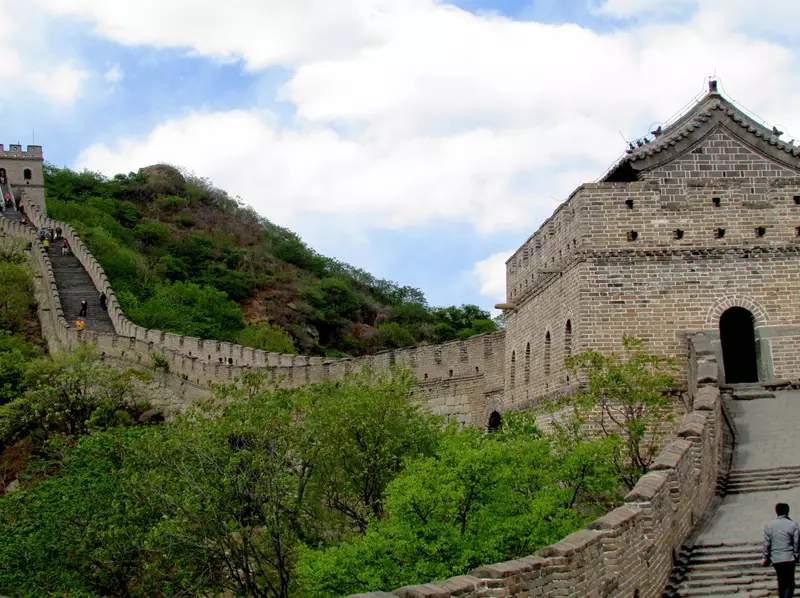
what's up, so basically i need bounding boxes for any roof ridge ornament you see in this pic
[708,79,719,94]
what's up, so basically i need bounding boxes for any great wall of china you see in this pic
[5,80,800,595]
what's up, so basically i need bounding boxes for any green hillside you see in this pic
[44,165,497,356]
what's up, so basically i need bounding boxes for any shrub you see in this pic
[237,321,297,354]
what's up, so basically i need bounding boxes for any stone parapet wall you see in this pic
[350,334,729,598]
[5,204,506,425]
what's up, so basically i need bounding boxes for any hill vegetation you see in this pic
[0,369,624,598]
[44,165,498,356]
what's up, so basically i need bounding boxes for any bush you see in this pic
[127,281,244,340]
[237,321,298,354]
[0,262,35,334]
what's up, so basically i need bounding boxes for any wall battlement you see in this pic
[0,145,43,158]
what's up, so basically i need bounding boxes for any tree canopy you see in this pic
[44,165,499,356]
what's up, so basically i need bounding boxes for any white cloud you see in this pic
[35,0,426,69]
[591,0,697,18]
[473,251,513,301]
[104,64,124,84]
[0,2,88,104]
[69,0,800,242]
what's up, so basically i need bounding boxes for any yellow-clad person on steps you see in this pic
[75,319,85,332]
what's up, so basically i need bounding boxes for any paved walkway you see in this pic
[695,390,800,544]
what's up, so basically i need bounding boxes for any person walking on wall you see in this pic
[763,502,800,598]
[99,292,107,311]
[43,237,49,252]
[75,319,85,332]
[79,298,88,318]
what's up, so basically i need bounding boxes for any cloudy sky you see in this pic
[6,0,800,311]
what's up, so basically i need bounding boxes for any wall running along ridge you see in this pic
[1,179,505,425]
[348,334,731,598]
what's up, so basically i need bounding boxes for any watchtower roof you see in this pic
[604,82,800,181]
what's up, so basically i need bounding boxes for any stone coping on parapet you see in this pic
[349,335,727,598]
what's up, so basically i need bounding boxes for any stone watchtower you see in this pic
[0,144,45,210]
[500,80,800,410]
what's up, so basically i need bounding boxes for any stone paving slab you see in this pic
[728,391,800,471]
[696,391,800,546]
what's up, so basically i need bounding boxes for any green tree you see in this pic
[563,335,679,489]
[303,368,441,532]
[297,416,622,598]
[0,262,35,334]
[0,428,155,597]
[0,347,148,450]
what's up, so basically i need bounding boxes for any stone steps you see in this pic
[663,542,778,597]
[1,210,116,334]
[664,465,800,595]
[47,239,115,333]
[723,466,800,495]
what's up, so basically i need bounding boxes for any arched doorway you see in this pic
[487,411,502,432]
[719,307,758,383]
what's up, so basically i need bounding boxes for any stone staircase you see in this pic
[47,238,115,333]
[664,464,800,597]
[723,466,800,496]
[664,543,771,597]
[0,209,115,334]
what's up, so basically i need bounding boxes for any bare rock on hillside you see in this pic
[139,164,186,195]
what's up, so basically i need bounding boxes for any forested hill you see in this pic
[44,164,497,356]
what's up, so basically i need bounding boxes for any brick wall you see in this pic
[504,129,800,389]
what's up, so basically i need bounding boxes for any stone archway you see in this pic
[487,411,502,432]
[719,307,758,384]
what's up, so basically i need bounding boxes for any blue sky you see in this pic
[7,0,800,311]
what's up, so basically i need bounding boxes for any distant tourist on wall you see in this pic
[38,229,45,242]
[99,292,107,311]
[17,200,23,215]
[763,502,799,598]
[43,237,49,252]
[75,319,85,332]
[55,226,61,240]
[79,298,88,318]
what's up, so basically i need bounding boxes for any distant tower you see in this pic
[0,144,44,209]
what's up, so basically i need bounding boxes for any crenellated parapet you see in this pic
[0,144,43,158]
[8,199,505,426]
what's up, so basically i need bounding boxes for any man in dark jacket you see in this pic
[763,503,800,597]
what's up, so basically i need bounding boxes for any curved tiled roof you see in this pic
[604,91,800,181]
